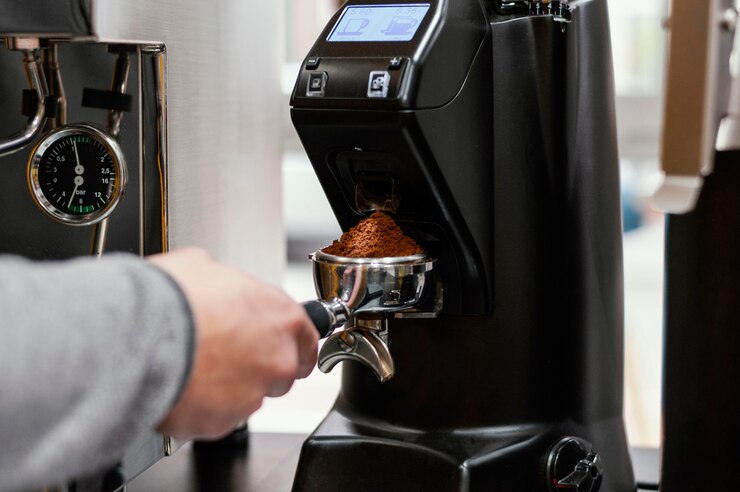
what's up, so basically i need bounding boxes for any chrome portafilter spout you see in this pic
[302,251,438,383]
[317,317,395,382]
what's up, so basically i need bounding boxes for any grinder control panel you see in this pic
[292,0,487,110]
[303,57,410,100]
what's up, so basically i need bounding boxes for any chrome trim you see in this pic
[313,250,429,265]
[319,328,395,383]
[310,252,437,382]
[321,298,350,331]
[162,435,172,457]
[0,45,48,157]
[140,44,168,255]
[310,251,436,315]
[27,123,128,226]
[90,217,110,258]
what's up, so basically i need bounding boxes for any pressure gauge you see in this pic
[28,124,127,226]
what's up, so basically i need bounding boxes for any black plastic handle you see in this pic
[302,300,333,339]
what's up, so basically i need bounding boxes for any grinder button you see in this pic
[367,71,391,98]
[389,57,404,70]
[305,57,321,70]
[307,72,328,97]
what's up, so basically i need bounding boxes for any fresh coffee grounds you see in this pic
[322,211,423,258]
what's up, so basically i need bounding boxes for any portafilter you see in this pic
[302,251,438,381]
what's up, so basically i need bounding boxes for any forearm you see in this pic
[0,254,194,490]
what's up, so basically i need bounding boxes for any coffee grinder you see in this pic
[292,1,634,490]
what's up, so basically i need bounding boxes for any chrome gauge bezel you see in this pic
[27,124,128,226]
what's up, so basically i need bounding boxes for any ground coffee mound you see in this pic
[322,211,423,258]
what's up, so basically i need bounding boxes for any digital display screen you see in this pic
[328,4,431,43]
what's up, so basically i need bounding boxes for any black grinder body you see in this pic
[290,1,634,490]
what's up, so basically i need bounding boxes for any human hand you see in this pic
[149,248,318,439]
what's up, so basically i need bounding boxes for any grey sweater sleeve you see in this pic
[0,254,195,491]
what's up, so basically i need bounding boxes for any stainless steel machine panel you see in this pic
[0,0,284,487]
[94,0,285,275]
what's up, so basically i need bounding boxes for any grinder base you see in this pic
[292,397,633,492]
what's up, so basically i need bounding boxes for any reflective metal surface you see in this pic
[27,124,128,226]
[319,328,395,383]
[311,251,436,315]
[0,0,284,486]
[0,43,47,157]
[94,0,285,275]
[310,251,437,382]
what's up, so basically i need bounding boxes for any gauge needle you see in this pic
[73,140,81,168]
[68,182,79,209]
[68,176,84,209]
[70,141,84,209]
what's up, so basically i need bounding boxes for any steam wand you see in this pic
[0,38,48,157]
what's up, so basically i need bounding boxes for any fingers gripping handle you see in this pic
[302,299,349,339]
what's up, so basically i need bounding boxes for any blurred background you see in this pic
[250,0,669,450]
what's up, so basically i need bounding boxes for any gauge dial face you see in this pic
[28,125,127,225]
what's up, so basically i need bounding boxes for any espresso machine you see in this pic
[0,0,283,489]
[292,0,635,490]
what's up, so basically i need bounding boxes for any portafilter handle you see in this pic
[302,299,350,339]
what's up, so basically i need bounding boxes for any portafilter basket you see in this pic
[302,250,437,338]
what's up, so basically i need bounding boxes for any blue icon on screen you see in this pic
[338,18,370,36]
[382,16,419,36]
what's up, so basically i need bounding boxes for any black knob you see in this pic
[546,437,603,492]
